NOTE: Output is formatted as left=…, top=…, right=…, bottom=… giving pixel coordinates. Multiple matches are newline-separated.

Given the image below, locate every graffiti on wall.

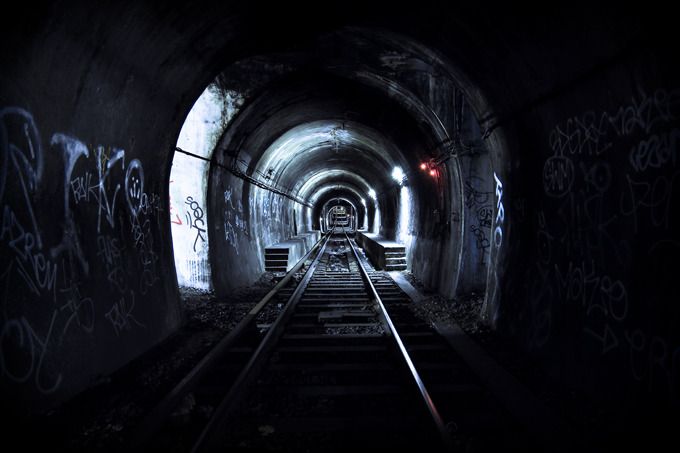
left=223, top=185, right=248, bottom=255
left=493, top=172, right=504, bottom=248
left=464, top=176, right=493, bottom=265
left=105, top=292, right=145, bottom=337
left=531, top=87, right=680, bottom=401
left=184, top=196, right=206, bottom=252
left=0, top=106, right=161, bottom=396
left=546, top=88, right=679, bottom=158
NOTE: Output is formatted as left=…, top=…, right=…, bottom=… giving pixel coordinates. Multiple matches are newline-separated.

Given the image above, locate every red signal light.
left=420, top=162, right=427, bottom=170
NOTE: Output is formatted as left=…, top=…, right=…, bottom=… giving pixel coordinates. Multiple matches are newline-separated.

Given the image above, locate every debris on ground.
left=402, top=270, right=600, bottom=442
left=39, top=273, right=280, bottom=452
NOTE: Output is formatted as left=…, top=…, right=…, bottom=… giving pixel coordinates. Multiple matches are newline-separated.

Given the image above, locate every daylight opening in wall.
left=170, top=82, right=243, bottom=290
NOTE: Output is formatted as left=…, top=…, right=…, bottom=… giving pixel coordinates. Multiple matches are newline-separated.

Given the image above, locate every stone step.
left=354, top=232, right=407, bottom=270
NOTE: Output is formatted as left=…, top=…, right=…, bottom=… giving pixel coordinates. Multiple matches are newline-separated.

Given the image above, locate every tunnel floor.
left=14, top=264, right=668, bottom=452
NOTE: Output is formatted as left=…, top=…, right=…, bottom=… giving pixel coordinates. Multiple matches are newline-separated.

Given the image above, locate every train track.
left=131, top=230, right=536, bottom=452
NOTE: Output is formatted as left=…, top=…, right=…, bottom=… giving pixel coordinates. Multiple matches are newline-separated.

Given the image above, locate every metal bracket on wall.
left=427, top=136, right=482, bottom=168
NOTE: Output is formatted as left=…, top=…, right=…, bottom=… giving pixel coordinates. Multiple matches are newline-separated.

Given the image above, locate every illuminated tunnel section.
left=174, top=34, right=496, bottom=304
left=206, top=74, right=468, bottom=300
left=316, top=190, right=370, bottom=232
left=300, top=170, right=378, bottom=232
left=259, top=120, right=403, bottom=235
left=322, top=199, right=357, bottom=231
left=254, top=120, right=391, bottom=236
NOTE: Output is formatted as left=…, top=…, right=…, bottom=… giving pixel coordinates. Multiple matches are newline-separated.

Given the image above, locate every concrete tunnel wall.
left=488, top=58, right=680, bottom=420
left=1, top=2, right=678, bottom=436
left=0, top=4, right=190, bottom=413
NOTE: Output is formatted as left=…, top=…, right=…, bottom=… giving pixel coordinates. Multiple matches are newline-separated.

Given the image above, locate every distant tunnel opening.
left=323, top=199, right=359, bottom=232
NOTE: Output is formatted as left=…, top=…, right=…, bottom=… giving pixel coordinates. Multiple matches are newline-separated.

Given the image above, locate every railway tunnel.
left=1, top=1, right=679, bottom=451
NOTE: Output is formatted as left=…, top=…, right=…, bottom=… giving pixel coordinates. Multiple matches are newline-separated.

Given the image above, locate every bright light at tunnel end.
left=391, top=166, right=405, bottom=185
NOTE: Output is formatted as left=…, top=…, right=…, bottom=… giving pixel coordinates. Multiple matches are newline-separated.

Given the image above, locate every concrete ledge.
left=388, top=271, right=426, bottom=303
left=265, top=231, right=321, bottom=272
left=355, top=231, right=406, bottom=271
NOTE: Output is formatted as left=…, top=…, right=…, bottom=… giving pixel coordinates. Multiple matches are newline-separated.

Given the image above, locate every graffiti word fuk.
left=493, top=172, right=505, bottom=247
left=184, top=196, right=206, bottom=252
left=70, top=171, right=93, bottom=204
left=105, top=293, right=144, bottom=336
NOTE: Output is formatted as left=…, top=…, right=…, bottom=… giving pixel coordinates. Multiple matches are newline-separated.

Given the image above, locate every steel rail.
left=342, top=228, right=454, bottom=449
left=191, top=232, right=334, bottom=452
left=130, top=231, right=331, bottom=451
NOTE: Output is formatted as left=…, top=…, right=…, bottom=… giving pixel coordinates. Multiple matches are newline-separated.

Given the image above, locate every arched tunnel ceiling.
left=322, top=197, right=357, bottom=212
left=301, top=174, right=371, bottom=205
left=310, top=185, right=368, bottom=216
left=314, top=189, right=367, bottom=223
left=215, top=74, right=438, bottom=207
left=321, top=196, right=360, bottom=225
left=255, top=120, right=402, bottom=203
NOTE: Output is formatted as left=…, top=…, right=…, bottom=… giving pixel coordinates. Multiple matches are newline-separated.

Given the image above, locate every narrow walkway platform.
left=264, top=231, right=321, bottom=272
left=388, top=271, right=427, bottom=303
left=355, top=232, right=406, bottom=270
